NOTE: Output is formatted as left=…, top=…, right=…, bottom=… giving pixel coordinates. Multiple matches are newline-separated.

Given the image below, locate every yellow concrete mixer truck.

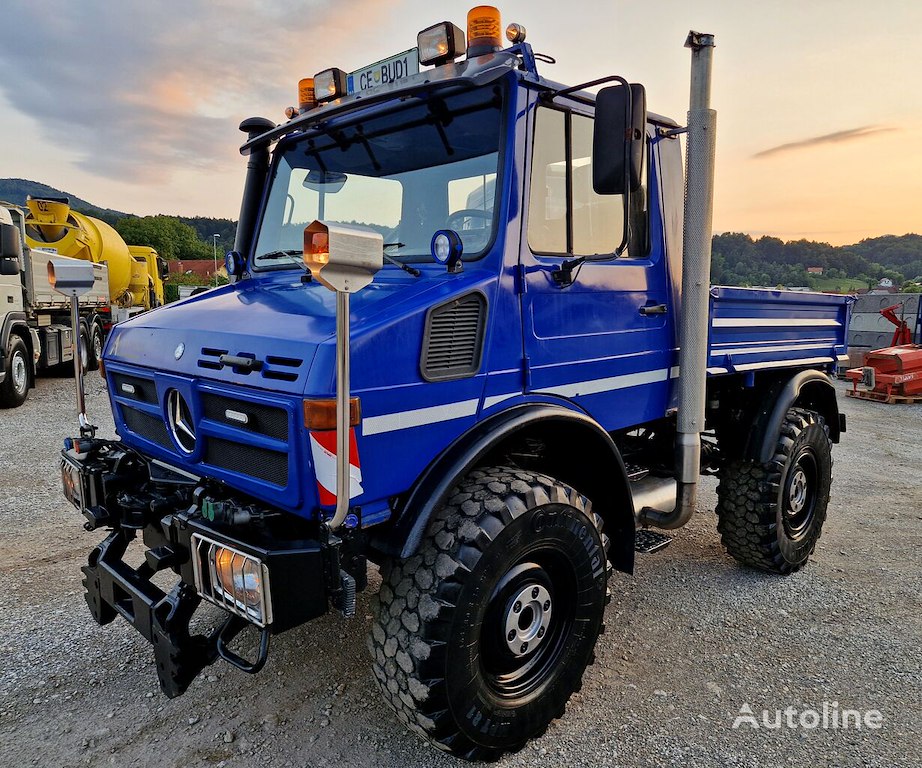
left=0, top=196, right=165, bottom=408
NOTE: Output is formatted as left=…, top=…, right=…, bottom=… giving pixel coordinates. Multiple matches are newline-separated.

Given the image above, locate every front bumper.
left=63, top=441, right=339, bottom=697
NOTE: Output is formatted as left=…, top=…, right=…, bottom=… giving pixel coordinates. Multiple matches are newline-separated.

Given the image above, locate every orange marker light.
left=467, top=5, right=502, bottom=57
left=304, top=397, right=361, bottom=430
left=308, top=231, right=329, bottom=262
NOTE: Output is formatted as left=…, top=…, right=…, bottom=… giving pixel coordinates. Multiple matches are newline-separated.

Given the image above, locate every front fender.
left=371, top=403, right=636, bottom=574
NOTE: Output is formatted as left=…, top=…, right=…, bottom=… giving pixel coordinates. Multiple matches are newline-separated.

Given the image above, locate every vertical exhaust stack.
left=642, top=31, right=716, bottom=528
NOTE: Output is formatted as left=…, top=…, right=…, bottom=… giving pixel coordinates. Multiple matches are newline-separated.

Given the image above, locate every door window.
left=528, top=106, right=647, bottom=258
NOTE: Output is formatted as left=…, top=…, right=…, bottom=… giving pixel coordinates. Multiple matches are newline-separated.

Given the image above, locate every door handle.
left=639, top=303, right=668, bottom=316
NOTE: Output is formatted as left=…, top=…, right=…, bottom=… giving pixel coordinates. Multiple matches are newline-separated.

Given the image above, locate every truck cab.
left=0, top=204, right=38, bottom=407
left=60, top=8, right=851, bottom=760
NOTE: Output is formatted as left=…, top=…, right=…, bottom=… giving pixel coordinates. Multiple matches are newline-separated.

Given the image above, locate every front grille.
left=122, top=407, right=172, bottom=449
left=421, top=291, right=487, bottom=381
left=200, top=393, right=289, bottom=441
left=112, top=373, right=157, bottom=404
left=204, top=438, right=288, bottom=487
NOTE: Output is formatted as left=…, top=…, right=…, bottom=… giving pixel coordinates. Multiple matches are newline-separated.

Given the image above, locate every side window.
left=527, top=106, right=648, bottom=258
left=527, top=108, right=567, bottom=254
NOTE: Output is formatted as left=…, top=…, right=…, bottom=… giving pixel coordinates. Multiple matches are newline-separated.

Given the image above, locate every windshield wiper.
left=382, top=242, right=420, bottom=277
left=258, top=249, right=303, bottom=261
left=261, top=246, right=419, bottom=278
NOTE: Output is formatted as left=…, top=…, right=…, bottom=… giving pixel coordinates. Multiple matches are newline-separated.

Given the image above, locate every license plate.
left=347, top=48, right=419, bottom=95
left=61, top=457, right=87, bottom=512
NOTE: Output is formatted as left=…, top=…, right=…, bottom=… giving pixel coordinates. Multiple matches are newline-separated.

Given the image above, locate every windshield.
left=253, top=83, right=505, bottom=268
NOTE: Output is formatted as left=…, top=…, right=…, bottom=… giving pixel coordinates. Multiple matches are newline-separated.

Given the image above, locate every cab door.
left=519, top=100, right=676, bottom=432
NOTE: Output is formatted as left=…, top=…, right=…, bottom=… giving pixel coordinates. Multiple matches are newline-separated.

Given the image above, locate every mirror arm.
left=660, top=126, right=688, bottom=138
left=540, top=74, right=630, bottom=103
left=552, top=257, right=584, bottom=286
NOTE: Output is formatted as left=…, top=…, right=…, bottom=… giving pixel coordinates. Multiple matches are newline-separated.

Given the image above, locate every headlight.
left=191, top=535, right=273, bottom=626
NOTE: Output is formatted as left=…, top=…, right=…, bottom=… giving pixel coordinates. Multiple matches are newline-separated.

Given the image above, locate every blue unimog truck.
left=45, top=7, right=853, bottom=760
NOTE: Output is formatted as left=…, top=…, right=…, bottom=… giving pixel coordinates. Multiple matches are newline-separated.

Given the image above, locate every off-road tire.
left=0, top=335, right=29, bottom=408
left=369, top=466, right=611, bottom=761
left=716, top=407, right=832, bottom=574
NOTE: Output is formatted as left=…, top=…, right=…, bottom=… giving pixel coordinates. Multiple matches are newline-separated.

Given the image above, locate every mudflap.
left=82, top=529, right=222, bottom=698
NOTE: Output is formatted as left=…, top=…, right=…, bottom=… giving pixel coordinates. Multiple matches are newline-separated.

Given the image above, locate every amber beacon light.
left=466, top=5, right=502, bottom=57
left=298, top=77, right=317, bottom=111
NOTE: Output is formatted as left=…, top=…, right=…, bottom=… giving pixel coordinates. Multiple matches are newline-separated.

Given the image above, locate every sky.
left=1, top=0, right=920, bottom=245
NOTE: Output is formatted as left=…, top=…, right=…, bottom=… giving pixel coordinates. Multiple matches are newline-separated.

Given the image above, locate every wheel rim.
left=480, top=554, right=577, bottom=699
left=783, top=450, right=818, bottom=539
left=93, top=329, right=103, bottom=361
left=11, top=350, right=27, bottom=394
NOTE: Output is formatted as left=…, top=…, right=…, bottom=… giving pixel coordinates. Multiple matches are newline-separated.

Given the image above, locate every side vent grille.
left=421, top=292, right=487, bottom=381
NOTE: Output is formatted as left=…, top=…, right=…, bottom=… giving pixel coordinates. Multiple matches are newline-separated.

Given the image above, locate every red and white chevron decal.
left=309, top=428, right=363, bottom=506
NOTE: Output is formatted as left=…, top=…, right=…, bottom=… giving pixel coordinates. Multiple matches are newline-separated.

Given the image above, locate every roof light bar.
left=314, top=68, right=348, bottom=103
left=418, top=21, right=466, bottom=66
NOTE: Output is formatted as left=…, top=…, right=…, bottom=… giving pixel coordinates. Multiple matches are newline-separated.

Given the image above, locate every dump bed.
left=707, top=286, right=853, bottom=375
left=25, top=247, right=110, bottom=311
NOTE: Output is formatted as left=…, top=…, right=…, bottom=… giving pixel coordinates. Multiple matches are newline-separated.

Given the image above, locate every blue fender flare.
left=371, top=402, right=637, bottom=574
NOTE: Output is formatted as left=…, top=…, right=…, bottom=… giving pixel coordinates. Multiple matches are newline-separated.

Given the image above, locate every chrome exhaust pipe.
left=641, top=31, right=716, bottom=529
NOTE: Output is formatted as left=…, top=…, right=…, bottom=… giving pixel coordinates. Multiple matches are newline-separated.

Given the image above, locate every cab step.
left=634, top=529, right=673, bottom=553
left=625, top=463, right=650, bottom=482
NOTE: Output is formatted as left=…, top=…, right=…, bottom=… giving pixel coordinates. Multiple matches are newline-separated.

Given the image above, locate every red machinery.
left=846, top=301, right=922, bottom=403
left=880, top=302, right=913, bottom=346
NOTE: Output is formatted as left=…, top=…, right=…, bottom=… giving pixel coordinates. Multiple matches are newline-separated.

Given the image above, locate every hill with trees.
left=3, top=178, right=920, bottom=291
left=712, top=233, right=922, bottom=292
left=0, top=178, right=236, bottom=260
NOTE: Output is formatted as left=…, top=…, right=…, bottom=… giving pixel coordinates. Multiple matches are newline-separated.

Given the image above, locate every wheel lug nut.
left=520, top=643, right=528, bottom=653
left=531, top=587, right=539, bottom=599
left=543, top=600, right=551, bottom=610
left=537, top=627, right=545, bottom=638
left=513, top=601, right=521, bottom=613
left=507, top=630, right=516, bottom=641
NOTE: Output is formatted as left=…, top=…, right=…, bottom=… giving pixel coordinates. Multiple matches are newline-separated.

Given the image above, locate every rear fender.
left=743, top=369, right=843, bottom=464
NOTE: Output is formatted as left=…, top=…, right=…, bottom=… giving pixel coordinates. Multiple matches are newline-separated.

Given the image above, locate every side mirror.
left=0, top=257, right=19, bottom=276
left=1, top=221, right=22, bottom=257
left=592, top=83, right=647, bottom=195
left=0, top=222, right=22, bottom=275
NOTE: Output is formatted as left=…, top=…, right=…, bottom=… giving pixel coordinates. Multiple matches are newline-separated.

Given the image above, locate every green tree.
left=115, top=216, right=211, bottom=261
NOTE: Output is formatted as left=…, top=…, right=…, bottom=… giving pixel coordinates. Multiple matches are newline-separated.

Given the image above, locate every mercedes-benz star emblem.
left=167, top=390, right=196, bottom=454
left=174, top=343, right=185, bottom=360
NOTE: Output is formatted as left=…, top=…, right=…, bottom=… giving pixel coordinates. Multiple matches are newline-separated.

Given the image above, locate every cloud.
left=753, top=125, right=895, bottom=159
left=0, top=0, right=390, bottom=184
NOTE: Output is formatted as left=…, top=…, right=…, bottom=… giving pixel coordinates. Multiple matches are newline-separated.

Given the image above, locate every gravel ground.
left=0, top=375, right=919, bottom=767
